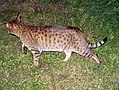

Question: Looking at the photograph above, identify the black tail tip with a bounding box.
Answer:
[103,37,107,43]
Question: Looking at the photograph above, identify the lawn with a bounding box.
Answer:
[0,0,119,90]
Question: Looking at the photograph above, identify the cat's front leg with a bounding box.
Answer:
[31,50,40,66]
[22,44,28,54]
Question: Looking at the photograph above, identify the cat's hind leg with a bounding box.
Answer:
[63,51,72,61]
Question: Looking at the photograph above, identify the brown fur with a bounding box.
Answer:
[4,14,107,66]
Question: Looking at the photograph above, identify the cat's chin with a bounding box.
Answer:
[9,33,19,38]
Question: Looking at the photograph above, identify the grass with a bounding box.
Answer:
[0,0,119,90]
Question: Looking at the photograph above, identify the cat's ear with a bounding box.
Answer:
[15,12,22,22]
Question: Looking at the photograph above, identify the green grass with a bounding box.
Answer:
[0,0,119,90]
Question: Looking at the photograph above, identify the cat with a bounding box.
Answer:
[4,13,107,66]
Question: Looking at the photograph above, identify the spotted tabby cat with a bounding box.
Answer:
[4,14,107,66]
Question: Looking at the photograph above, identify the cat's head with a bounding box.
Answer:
[4,13,22,35]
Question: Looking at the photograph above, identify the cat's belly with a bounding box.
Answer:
[38,44,71,52]
[38,47,64,52]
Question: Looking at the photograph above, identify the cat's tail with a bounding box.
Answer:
[88,37,107,49]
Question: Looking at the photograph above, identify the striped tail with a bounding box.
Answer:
[88,37,107,49]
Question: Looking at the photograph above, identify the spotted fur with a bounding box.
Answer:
[4,14,107,66]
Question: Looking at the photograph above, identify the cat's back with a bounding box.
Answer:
[33,25,84,36]
[27,25,84,40]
